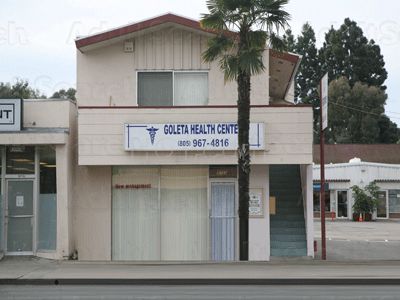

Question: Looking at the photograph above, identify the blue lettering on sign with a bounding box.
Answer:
[163,123,238,135]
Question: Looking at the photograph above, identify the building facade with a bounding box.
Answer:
[0,13,314,261]
[0,99,76,260]
[313,145,400,220]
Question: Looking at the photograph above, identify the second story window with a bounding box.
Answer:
[138,71,208,106]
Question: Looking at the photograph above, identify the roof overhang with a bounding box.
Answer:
[75,13,217,52]
[0,128,69,145]
[269,49,301,100]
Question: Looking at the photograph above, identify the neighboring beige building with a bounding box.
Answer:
[0,13,314,262]
[0,99,76,260]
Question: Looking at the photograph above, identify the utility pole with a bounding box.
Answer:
[320,73,328,260]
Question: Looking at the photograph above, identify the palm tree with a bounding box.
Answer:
[201,0,290,260]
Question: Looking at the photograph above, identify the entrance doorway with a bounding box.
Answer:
[377,191,388,219]
[5,180,34,254]
[210,181,236,261]
[337,190,348,218]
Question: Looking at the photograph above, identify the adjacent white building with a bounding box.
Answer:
[313,144,400,220]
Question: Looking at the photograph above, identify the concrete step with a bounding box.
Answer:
[271,215,305,221]
[270,227,306,235]
[270,248,307,257]
[270,240,307,249]
[270,220,305,228]
[271,234,306,242]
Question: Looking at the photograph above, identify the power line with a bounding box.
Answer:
[329,101,400,121]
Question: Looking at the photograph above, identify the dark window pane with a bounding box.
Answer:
[138,72,173,106]
[39,146,56,194]
[6,146,35,175]
[38,146,57,251]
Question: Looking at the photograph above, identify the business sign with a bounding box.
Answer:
[0,99,22,131]
[321,73,329,130]
[124,122,265,151]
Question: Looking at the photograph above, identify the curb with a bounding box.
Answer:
[1,278,400,285]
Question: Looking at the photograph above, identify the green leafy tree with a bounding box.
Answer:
[327,77,399,143]
[51,88,76,100]
[0,79,45,99]
[282,28,295,52]
[351,182,380,220]
[320,18,387,90]
[201,0,290,260]
[378,115,400,143]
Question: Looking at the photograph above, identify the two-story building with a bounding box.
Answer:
[0,13,314,262]
[73,13,314,261]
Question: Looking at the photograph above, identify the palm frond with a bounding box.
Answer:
[268,32,286,51]
[238,48,265,75]
[219,54,239,81]
[202,34,235,63]
[246,30,268,49]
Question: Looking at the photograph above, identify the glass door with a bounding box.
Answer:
[337,191,348,218]
[6,180,34,254]
[210,181,236,261]
[377,191,388,219]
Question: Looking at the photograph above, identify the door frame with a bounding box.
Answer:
[377,190,389,219]
[4,178,37,255]
[208,178,238,261]
[336,190,349,219]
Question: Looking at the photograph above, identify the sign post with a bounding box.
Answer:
[320,73,328,260]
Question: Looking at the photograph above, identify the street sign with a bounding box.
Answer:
[321,73,329,130]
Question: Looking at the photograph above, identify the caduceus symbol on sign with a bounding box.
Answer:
[146,126,159,145]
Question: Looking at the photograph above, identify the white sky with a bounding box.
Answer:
[0,0,399,125]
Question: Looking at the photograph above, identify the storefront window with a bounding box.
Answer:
[37,146,57,251]
[112,166,208,261]
[313,191,330,212]
[6,146,35,175]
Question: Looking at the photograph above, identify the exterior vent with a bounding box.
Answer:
[124,40,134,53]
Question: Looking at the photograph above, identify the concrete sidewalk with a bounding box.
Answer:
[1,257,400,285]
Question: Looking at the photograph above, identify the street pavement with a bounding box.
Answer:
[314,219,400,260]
[1,257,400,284]
[2,285,400,299]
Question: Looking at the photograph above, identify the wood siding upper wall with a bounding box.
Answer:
[78,106,313,166]
[134,28,209,70]
[77,26,269,107]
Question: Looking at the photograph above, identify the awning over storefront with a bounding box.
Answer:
[0,128,69,145]
[313,183,329,192]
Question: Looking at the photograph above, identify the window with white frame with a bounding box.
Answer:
[137,71,208,106]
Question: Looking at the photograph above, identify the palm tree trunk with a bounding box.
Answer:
[237,70,251,261]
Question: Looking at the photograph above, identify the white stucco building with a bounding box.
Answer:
[313,144,400,220]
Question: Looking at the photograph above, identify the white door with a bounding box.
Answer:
[210,182,236,261]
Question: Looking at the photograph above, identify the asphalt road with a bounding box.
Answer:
[1,285,400,300]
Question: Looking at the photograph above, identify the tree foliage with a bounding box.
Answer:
[284,18,399,144]
[351,182,380,216]
[0,79,45,99]
[320,18,387,90]
[51,88,76,100]
[201,0,290,260]
[327,77,398,143]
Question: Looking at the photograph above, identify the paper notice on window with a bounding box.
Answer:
[16,195,24,207]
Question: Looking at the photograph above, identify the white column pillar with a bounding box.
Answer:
[249,165,270,261]
[306,164,314,257]
[56,144,71,259]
